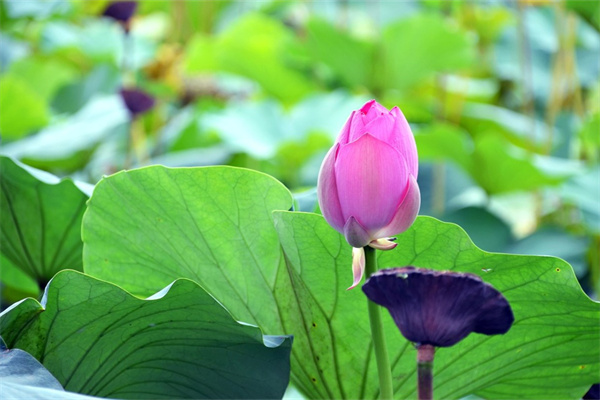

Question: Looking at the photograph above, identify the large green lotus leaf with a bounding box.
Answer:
[461,102,548,150]
[0,253,39,303]
[305,18,374,88]
[1,95,128,171]
[379,14,476,91]
[83,165,293,328]
[41,19,156,70]
[80,165,341,397]
[51,64,121,115]
[274,213,599,400]
[506,227,591,277]
[470,135,566,194]
[81,165,341,398]
[201,92,365,160]
[0,270,291,399]
[415,125,567,194]
[7,57,78,102]
[0,76,49,140]
[414,124,473,172]
[3,0,70,19]
[0,157,90,292]
[442,206,514,253]
[183,14,313,103]
[81,166,599,399]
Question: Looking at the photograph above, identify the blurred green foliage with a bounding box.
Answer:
[0,75,49,138]
[0,0,598,303]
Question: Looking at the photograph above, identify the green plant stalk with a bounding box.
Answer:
[365,246,394,400]
[417,344,435,400]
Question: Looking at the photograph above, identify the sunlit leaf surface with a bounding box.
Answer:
[0,157,90,291]
[0,76,49,139]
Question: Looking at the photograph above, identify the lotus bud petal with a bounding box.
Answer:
[317,100,420,288]
[368,238,398,251]
[343,217,371,248]
[348,247,366,291]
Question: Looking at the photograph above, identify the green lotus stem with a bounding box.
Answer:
[417,344,435,400]
[365,246,394,400]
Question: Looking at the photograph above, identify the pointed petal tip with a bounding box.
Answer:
[347,247,365,290]
[343,217,372,248]
[359,100,377,114]
[369,238,398,251]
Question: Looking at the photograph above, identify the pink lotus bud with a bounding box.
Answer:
[317,100,420,289]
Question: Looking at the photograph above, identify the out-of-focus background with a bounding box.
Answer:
[1,0,598,295]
